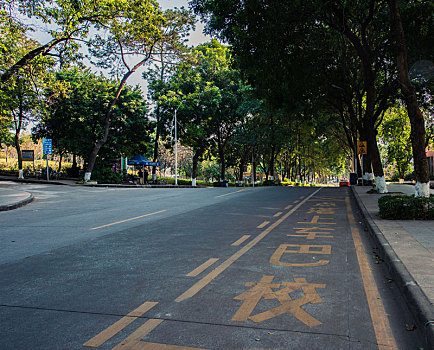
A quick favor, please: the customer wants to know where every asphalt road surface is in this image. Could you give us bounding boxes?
[0,185,425,349]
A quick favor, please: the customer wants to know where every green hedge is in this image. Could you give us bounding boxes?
[262,179,281,186]
[92,167,122,184]
[378,195,434,220]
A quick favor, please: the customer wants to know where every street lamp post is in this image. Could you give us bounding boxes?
[174,107,178,186]
[173,101,184,186]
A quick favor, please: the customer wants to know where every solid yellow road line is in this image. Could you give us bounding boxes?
[345,197,397,350]
[91,210,167,230]
[112,319,164,350]
[256,221,270,229]
[186,258,219,277]
[175,188,322,303]
[273,211,283,217]
[137,342,207,349]
[231,235,251,246]
[215,189,249,198]
[83,302,158,348]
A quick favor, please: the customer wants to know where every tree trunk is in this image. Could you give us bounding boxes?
[84,45,155,181]
[151,103,162,181]
[1,38,68,85]
[367,126,387,191]
[85,71,136,180]
[217,129,226,180]
[14,98,23,178]
[151,122,160,180]
[252,152,256,184]
[269,144,275,179]
[329,3,387,192]
[219,146,226,180]
[362,151,372,182]
[388,0,430,197]
[192,147,205,187]
[363,63,387,192]
[14,134,22,175]
[298,154,301,181]
[262,158,269,180]
[238,162,244,184]
[355,148,362,179]
[58,153,63,172]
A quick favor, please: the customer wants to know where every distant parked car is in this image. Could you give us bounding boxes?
[339,179,350,187]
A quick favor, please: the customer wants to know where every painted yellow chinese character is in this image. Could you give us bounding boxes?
[232,275,326,328]
[289,226,334,240]
[307,202,337,215]
[298,215,336,225]
[270,244,331,267]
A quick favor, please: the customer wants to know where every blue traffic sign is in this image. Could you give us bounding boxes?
[43,139,52,155]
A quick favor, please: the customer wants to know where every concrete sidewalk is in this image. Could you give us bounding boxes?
[0,175,78,186]
[0,174,197,211]
[0,181,34,211]
[0,175,81,211]
[0,175,197,189]
[352,183,434,348]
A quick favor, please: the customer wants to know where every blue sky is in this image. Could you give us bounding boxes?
[159,0,211,46]
[159,0,191,9]
[25,0,212,94]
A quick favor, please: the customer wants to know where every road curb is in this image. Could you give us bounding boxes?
[0,176,67,186]
[82,183,202,188]
[0,192,34,211]
[0,176,204,188]
[350,186,434,348]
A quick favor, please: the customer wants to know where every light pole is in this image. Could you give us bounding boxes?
[174,107,178,186]
[173,101,184,186]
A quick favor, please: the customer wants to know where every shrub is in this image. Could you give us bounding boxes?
[378,195,434,220]
[176,179,192,186]
[158,177,191,185]
[213,180,230,187]
[92,167,122,184]
[262,179,281,186]
[404,172,415,181]
[197,179,213,186]
[390,173,400,182]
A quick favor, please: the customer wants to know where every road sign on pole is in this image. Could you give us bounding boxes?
[357,141,367,155]
[43,139,52,155]
[42,139,52,181]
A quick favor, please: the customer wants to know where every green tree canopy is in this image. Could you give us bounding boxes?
[33,68,152,180]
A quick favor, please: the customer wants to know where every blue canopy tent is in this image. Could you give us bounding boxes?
[127,155,160,184]
[127,154,160,167]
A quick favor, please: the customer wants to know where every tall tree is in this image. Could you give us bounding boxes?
[145,7,195,180]
[190,0,399,192]
[0,0,160,84]
[387,0,432,196]
[150,40,256,183]
[378,106,412,180]
[1,23,53,178]
[33,68,151,179]
[82,0,165,180]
